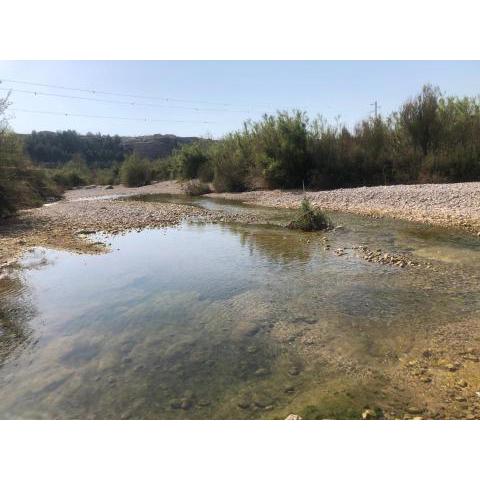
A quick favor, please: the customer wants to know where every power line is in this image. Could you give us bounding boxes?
[0,78,304,112]
[0,87,258,114]
[9,108,218,125]
[0,78,236,107]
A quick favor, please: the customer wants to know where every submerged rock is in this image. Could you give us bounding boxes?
[288,366,301,376]
[237,400,250,409]
[361,409,377,420]
[406,406,424,415]
[285,414,302,420]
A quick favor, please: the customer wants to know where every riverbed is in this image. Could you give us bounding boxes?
[1,195,480,419]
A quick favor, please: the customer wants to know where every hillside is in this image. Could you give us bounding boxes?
[121,134,199,159]
[18,131,199,166]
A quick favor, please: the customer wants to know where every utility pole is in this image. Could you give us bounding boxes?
[370,100,379,119]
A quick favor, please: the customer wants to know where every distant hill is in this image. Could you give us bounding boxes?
[121,134,199,159]
[19,131,200,167]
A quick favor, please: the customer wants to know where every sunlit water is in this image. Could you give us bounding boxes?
[1,196,480,419]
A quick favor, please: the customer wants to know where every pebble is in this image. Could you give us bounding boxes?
[361,409,377,420]
[180,398,193,410]
[285,414,302,420]
[288,366,301,376]
[406,406,424,415]
[254,398,273,409]
[439,360,460,372]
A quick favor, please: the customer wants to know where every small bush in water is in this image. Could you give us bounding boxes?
[287,197,332,231]
[182,179,212,196]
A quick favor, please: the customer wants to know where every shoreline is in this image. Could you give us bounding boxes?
[1,180,479,269]
[208,182,480,235]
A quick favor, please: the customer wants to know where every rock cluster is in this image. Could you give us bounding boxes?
[352,245,425,268]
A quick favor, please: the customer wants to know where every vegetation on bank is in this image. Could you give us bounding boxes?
[119,154,152,187]
[25,129,125,167]
[287,198,332,231]
[3,84,480,218]
[165,85,480,191]
[0,96,61,217]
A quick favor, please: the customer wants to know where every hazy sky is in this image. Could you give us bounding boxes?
[1,61,480,138]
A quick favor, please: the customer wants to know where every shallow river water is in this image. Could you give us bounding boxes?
[1,196,480,419]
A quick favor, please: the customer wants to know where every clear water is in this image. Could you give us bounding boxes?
[1,196,480,419]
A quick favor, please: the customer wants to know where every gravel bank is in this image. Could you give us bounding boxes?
[64,180,183,201]
[0,181,223,268]
[209,182,480,234]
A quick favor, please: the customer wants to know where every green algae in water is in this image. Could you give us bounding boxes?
[0,200,480,419]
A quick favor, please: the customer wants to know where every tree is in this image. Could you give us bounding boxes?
[399,84,442,156]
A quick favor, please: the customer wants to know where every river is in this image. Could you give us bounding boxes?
[0,195,479,418]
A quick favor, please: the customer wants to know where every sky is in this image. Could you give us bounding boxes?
[1,61,480,138]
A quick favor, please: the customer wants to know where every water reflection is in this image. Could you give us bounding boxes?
[230,224,316,263]
[0,273,35,366]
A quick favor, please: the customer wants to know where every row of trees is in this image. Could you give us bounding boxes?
[25,130,125,168]
[166,85,480,191]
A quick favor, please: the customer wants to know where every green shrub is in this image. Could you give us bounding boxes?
[172,141,210,179]
[51,154,92,188]
[0,185,15,217]
[210,136,250,192]
[287,198,332,231]
[94,166,119,185]
[152,158,174,181]
[197,160,214,183]
[0,129,62,217]
[254,111,311,189]
[120,154,152,187]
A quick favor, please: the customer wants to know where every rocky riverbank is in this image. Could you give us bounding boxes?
[0,181,263,268]
[2,180,480,269]
[0,182,230,268]
[58,180,480,236]
[209,182,480,235]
